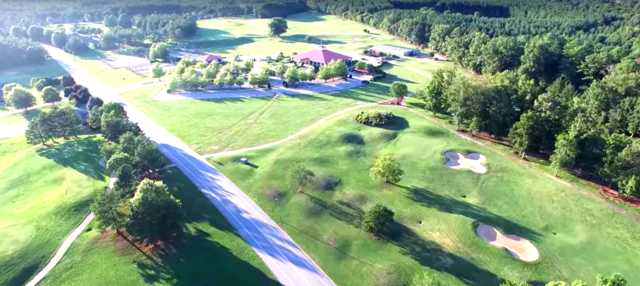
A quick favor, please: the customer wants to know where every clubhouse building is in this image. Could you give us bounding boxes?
[294,48,352,67]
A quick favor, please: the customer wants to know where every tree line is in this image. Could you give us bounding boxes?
[309,0,640,197]
[0,0,310,35]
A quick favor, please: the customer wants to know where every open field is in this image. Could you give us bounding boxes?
[191,12,407,57]
[41,168,277,286]
[0,60,67,86]
[212,107,640,285]
[89,12,460,155]
[121,82,392,154]
[0,136,106,286]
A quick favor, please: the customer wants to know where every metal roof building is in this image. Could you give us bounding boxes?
[369,45,418,57]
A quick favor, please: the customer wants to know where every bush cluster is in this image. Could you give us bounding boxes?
[355,111,396,127]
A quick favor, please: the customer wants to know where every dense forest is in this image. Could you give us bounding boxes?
[308,0,640,196]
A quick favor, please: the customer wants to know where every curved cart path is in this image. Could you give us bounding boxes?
[204,102,380,158]
[25,213,95,286]
[43,45,335,286]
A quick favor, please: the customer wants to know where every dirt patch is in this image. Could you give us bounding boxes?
[444,151,487,174]
[476,223,539,262]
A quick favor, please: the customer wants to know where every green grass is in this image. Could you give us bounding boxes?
[191,11,409,56]
[41,168,276,286]
[121,82,392,154]
[211,107,640,286]
[0,60,67,86]
[56,49,145,88]
[0,136,106,286]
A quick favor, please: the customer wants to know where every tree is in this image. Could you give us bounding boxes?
[65,36,87,54]
[101,109,139,142]
[127,179,182,242]
[284,66,300,86]
[107,152,134,174]
[51,31,67,48]
[390,82,408,99]
[41,86,61,103]
[620,176,639,197]
[133,137,166,172]
[10,26,26,38]
[88,105,103,130]
[103,14,117,27]
[117,13,133,28]
[8,86,35,109]
[509,111,537,158]
[92,190,127,233]
[27,25,44,42]
[151,63,165,78]
[370,153,404,184]
[149,42,169,62]
[25,106,82,145]
[362,204,394,236]
[291,165,315,191]
[330,60,348,78]
[114,164,136,192]
[100,32,117,50]
[550,129,578,175]
[418,69,456,115]
[596,273,627,286]
[268,17,288,37]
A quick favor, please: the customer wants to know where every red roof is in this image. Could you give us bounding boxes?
[294,48,351,64]
[203,54,224,63]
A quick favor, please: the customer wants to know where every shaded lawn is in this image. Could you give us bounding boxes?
[0,60,67,86]
[0,136,106,286]
[41,168,277,286]
[213,108,640,285]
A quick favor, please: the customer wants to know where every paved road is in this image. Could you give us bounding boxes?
[43,45,335,286]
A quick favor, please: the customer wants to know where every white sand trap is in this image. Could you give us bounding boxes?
[444,151,487,174]
[476,223,540,262]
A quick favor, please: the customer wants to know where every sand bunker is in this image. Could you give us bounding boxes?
[476,223,540,262]
[444,151,487,174]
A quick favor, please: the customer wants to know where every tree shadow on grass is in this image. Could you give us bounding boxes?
[304,193,364,228]
[387,223,501,286]
[135,226,279,286]
[35,136,104,180]
[380,116,409,131]
[160,168,236,233]
[401,185,541,241]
